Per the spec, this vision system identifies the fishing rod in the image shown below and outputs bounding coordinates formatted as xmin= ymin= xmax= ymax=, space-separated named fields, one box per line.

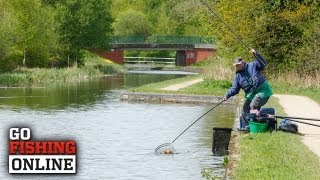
xmin=273 ymin=115 xmax=320 ymax=122
xmin=172 ymin=99 xmax=225 ymax=143
xmin=287 ymin=119 xmax=320 ymax=128
xmin=198 ymin=0 xmax=267 ymax=67
xmin=155 ymin=99 xmax=225 ymax=153
xmin=199 ymin=0 xmax=250 ymax=50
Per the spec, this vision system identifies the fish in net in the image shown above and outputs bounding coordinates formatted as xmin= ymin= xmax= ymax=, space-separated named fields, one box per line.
xmin=155 ymin=143 xmax=174 ymax=154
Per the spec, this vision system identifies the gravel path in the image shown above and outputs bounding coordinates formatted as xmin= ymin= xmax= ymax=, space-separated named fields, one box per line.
xmin=161 ymin=78 xmax=203 ymax=91
xmin=274 ymin=94 xmax=320 ymax=158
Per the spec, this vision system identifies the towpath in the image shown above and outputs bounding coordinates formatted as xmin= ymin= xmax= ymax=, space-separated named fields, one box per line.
xmin=160 ymin=79 xmax=320 ymax=159
xmin=161 ymin=78 xmax=203 ymax=91
xmin=274 ymin=94 xmax=320 ymax=159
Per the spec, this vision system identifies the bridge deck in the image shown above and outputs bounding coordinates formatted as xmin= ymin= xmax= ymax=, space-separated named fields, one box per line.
xmin=111 ymin=35 xmax=215 ymax=50
xmin=112 ymin=43 xmax=214 ymax=50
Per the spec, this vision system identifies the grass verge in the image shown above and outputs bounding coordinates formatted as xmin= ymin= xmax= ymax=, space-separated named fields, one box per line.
xmin=129 ymin=62 xmax=320 ymax=179
xmin=83 ymin=51 xmax=126 ymax=74
xmin=182 ymin=79 xmax=231 ymax=95
xmin=233 ymin=96 xmax=320 ymax=179
xmin=131 ymin=75 xmax=230 ymax=96
xmin=271 ymin=81 xmax=320 ymax=104
xmin=131 ymin=75 xmax=202 ymax=93
xmin=196 ymin=61 xmax=320 ymax=179
xmin=236 ymin=131 xmax=320 ymax=179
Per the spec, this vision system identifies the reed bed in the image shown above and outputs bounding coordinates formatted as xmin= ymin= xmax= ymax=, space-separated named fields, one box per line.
xmin=0 ymin=67 xmax=101 ymax=87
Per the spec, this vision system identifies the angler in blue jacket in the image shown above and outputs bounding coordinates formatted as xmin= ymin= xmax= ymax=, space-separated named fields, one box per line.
xmin=223 ymin=49 xmax=273 ymax=130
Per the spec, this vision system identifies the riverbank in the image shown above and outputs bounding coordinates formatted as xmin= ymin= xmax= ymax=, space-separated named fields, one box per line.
xmin=0 ymin=67 xmax=100 ymax=87
xmin=230 ymin=96 xmax=320 ymax=179
xmin=123 ymin=74 xmax=234 ymax=104
xmin=0 ymin=52 xmax=126 ymax=87
xmin=121 ymin=92 xmax=235 ymax=104
xmin=130 ymin=75 xmax=231 ymax=95
xmin=127 ymin=70 xmax=320 ymax=179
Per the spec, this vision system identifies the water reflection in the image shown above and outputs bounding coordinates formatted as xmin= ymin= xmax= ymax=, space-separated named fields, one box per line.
xmin=0 ymin=73 xmax=184 ymax=110
xmin=0 ymin=73 xmax=236 ymax=179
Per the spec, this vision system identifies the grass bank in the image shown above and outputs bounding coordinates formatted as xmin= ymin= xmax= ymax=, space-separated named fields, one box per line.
xmin=232 ymin=97 xmax=320 ymax=179
xmin=0 ymin=51 xmax=126 ymax=87
xmin=271 ymin=81 xmax=320 ymax=104
xmin=197 ymin=56 xmax=320 ymax=103
xmin=0 ymin=67 xmax=101 ymax=87
xmin=131 ymin=75 xmax=230 ymax=96
xmin=131 ymin=75 xmax=201 ymax=93
xmin=129 ymin=57 xmax=320 ymax=179
xmin=236 ymin=132 xmax=320 ymax=179
xmin=192 ymin=57 xmax=320 ymax=179
xmin=199 ymin=56 xmax=320 ymax=178
xmin=83 ymin=51 xmax=126 ymax=75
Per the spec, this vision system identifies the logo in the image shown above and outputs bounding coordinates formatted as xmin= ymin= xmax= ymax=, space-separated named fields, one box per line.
xmin=8 ymin=128 xmax=77 ymax=174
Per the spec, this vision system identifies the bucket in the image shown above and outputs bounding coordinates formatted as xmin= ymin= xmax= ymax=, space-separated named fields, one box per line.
xmin=249 ymin=121 xmax=267 ymax=133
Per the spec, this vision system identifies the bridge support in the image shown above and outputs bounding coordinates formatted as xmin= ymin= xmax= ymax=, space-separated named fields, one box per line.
xmin=91 ymin=49 xmax=124 ymax=64
xmin=176 ymin=49 xmax=215 ymax=66
xmin=91 ymin=47 xmax=215 ymax=66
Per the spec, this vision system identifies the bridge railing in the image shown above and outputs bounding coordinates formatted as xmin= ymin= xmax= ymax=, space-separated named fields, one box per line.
xmin=112 ymin=35 xmax=214 ymax=44
xmin=124 ymin=57 xmax=175 ymax=65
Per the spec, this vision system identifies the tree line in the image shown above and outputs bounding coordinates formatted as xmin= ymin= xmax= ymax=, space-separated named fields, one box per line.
xmin=0 ymin=0 xmax=319 ymax=75
xmin=180 ymin=0 xmax=320 ymax=75
xmin=0 ymin=0 xmax=113 ymax=72
xmin=113 ymin=0 xmax=320 ymax=75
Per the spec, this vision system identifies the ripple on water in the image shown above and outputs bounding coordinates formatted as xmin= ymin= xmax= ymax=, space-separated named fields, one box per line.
xmin=0 ymin=74 xmax=235 ymax=179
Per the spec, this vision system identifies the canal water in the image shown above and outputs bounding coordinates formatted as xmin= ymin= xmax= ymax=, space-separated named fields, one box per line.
xmin=0 ymin=71 xmax=236 ymax=179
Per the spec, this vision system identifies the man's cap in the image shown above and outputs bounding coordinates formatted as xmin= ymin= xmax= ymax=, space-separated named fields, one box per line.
xmin=233 ymin=57 xmax=244 ymax=66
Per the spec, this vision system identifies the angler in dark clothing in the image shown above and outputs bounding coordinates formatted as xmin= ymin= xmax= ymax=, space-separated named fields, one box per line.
xmin=223 ymin=49 xmax=273 ymax=130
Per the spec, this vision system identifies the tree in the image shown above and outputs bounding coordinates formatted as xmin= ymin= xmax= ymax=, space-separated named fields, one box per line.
xmin=113 ymin=9 xmax=152 ymax=36
xmin=56 ymin=0 xmax=113 ymax=49
xmin=55 ymin=0 xmax=114 ymax=65
xmin=194 ymin=0 xmax=320 ymax=74
xmin=0 ymin=0 xmax=59 ymax=69
xmin=0 ymin=0 xmax=17 ymax=71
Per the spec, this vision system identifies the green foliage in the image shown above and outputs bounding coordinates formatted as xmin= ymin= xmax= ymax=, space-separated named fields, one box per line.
xmin=113 ymin=9 xmax=152 ymax=36
xmin=223 ymin=156 xmax=229 ymax=167
xmin=112 ymin=0 xmax=180 ymax=35
xmin=203 ymin=0 xmax=320 ymax=74
xmin=0 ymin=73 xmax=28 ymax=86
xmin=54 ymin=0 xmax=114 ymax=65
xmin=1 ymin=0 xmax=319 ymax=75
xmin=0 ymin=0 xmax=114 ymax=72
xmin=201 ymin=168 xmax=223 ymax=180
xmin=0 ymin=49 xmax=125 ymax=86
xmin=55 ymin=0 xmax=113 ymax=49
xmin=82 ymin=50 xmax=126 ymax=74
xmin=200 ymin=80 xmax=232 ymax=89
xmin=0 ymin=67 xmax=102 ymax=87
xmin=0 ymin=0 xmax=59 ymax=70
xmin=254 ymin=15 xmax=303 ymax=72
